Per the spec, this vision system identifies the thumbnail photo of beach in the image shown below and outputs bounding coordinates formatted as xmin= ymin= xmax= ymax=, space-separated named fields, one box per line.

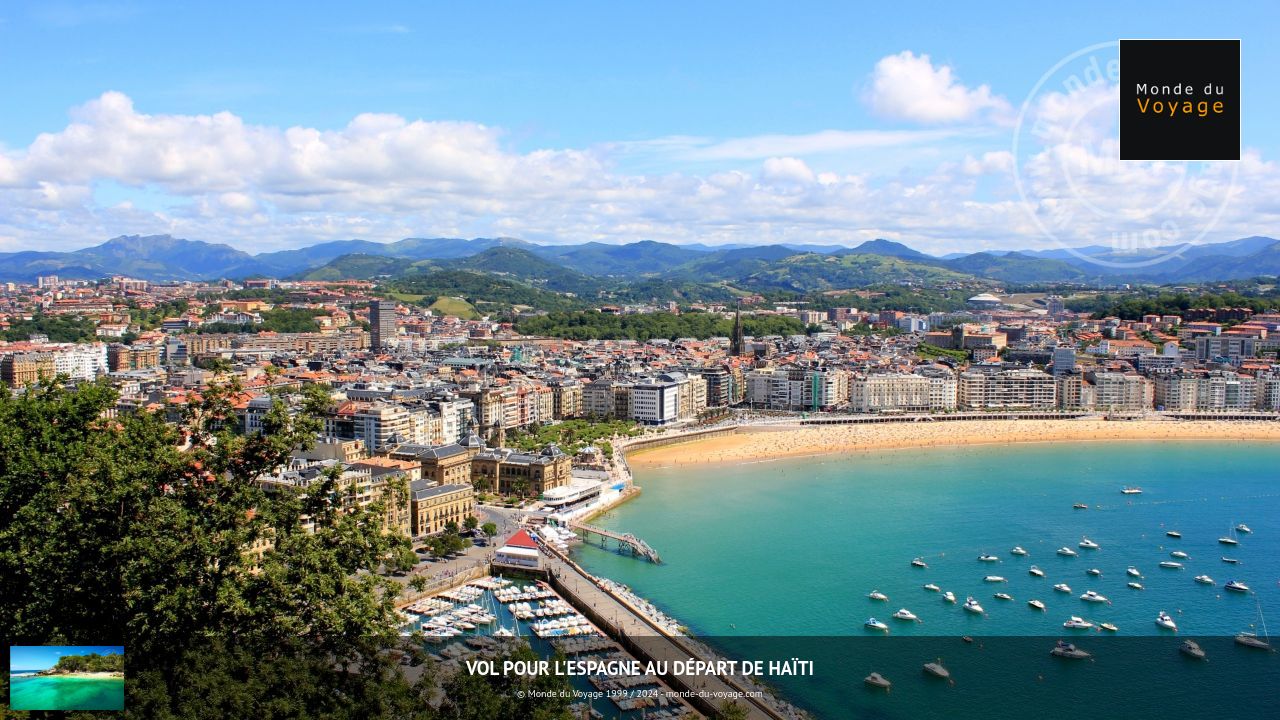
xmin=8 ymin=645 xmax=125 ymax=711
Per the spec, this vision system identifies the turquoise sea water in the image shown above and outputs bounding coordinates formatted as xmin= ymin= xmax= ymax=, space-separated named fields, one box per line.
xmin=574 ymin=441 xmax=1280 ymax=719
xmin=8 ymin=674 xmax=125 ymax=711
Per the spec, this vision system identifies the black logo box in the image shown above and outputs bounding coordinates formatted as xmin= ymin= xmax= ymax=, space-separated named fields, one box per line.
xmin=1120 ymin=39 xmax=1240 ymax=161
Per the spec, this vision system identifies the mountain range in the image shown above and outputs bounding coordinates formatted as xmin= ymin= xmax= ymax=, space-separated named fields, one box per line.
xmin=3 ymin=234 xmax=1279 ymax=290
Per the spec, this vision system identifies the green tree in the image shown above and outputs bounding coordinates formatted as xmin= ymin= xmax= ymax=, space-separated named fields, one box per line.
xmin=463 ymin=515 xmax=478 ymax=532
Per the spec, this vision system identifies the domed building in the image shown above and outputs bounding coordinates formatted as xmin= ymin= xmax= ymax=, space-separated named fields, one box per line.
xmin=967 ymin=293 xmax=1003 ymax=309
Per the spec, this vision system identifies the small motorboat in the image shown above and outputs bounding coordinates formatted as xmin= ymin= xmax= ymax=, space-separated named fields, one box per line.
xmin=864 ymin=617 xmax=890 ymax=632
xmin=1126 ymin=566 xmax=1142 ymax=577
xmin=1011 ymin=546 xmax=1028 ymax=556
xmin=1121 ymin=486 xmax=1143 ymax=494
xmin=978 ymin=554 xmax=1000 ymax=562
xmin=1050 ymin=640 xmax=1091 ymax=659
xmin=1170 ymin=550 xmax=1189 ymax=559
xmin=1219 ymin=536 xmax=1239 ymax=546
xmin=1159 ymin=561 xmax=1183 ymax=569
xmin=1099 ymin=622 xmax=1118 ymax=632
xmin=1235 ymin=523 xmax=1252 ymax=534
xmin=943 ymin=591 xmax=957 ymax=604
xmin=963 ymin=596 xmax=984 ymax=614
xmin=923 ymin=583 xmax=940 ymax=592
xmin=1224 ymin=580 xmax=1250 ymax=593
xmin=1057 ymin=547 xmax=1078 ymax=557
xmin=1221 ymin=557 xmax=1240 ymax=564
xmin=1073 ymin=503 xmax=1088 ymax=509
xmin=1194 ymin=575 xmax=1215 ymax=585
xmin=892 ymin=608 xmax=919 ymax=622
xmin=868 ymin=590 xmax=889 ymax=602
xmin=1166 ymin=530 xmax=1181 ymax=538
xmin=994 ymin=592 xmax=1013 ymax=601
xmin=1053 ymin=583 xmax=1072 ymax=593
xmin=911 ymin=557 xmax=928 ymax=568
xmin=961 ymin=635 xmax=973 ymax=644
xmin=923 ymin=661 xmax=950 ymax=679
xmin=1063 ymin=616 xmax=1093 ymax=629
xmin=1128 ymin=582 xmax=1144 ymax=590
xmin=1180 ymin=640 xmax=1206 ymax=660
xmin=1028 ymin=599 xmax=1046 ymax=611
xmin=1079 ymin=590 xmax=1109 ymax=603
xmin=983 ymin=575 xmax=1007 ymax=583
xmin=864 ymin=672 xmax=892 ymax=689
xmin=1155 ymin=611 xmax=1178 ymax=631
xmin=1029 ymin=565 xmax=1046 ymax=577
xmin=1078 ymin=537 xmax=1100 ymax=550
xmin=1086 ymin=568 xmax=1102 ymax=577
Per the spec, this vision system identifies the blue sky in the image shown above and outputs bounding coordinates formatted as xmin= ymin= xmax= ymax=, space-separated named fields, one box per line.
xmin=0 ymin=1 xmax=1277 ymax=254
xmin=10 ymin=645 xmax=124 ymax=671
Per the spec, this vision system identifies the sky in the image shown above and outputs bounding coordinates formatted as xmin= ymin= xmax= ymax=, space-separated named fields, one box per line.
xmin=9 ymin=645 xmax=124 ymax=671
xmin=1 ymin=1 xmax=1278 ymax=255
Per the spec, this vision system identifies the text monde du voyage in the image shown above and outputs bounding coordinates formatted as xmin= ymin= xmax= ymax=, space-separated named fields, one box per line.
xmin=1134 ymin=82 xmax=1228 ymax=118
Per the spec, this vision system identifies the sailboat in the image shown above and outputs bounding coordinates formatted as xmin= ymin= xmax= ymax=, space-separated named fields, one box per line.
xmin=1235 ymin=599 xmax=1273 ymax=650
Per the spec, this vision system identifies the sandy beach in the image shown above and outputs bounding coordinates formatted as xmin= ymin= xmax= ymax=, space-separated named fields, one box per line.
xmin=626 ymin=419 xmax=1280 ymax=468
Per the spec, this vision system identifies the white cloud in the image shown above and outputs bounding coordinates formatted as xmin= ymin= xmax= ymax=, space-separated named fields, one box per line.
xmin=0 ymin=90 xmax=1276 ymax=256
xmin=864 ymin=51 xmax=1012 ymax=125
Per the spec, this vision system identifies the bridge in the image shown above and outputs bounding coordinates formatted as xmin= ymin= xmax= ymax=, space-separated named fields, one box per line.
xmin=568 ymin=520 xmax=662 ymax=563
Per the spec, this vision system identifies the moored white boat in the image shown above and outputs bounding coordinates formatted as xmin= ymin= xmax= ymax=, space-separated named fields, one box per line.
xmin=983 ymin=575 xmax=1007 ymax=583
xmin=1159 ymin=561 xmax=1183 ymax=569
xmin=962 ymin=596 xmax=984 ymax=614
xmin=1155 ymin=611 xmax=1178 ymax=631
xmin=1126 ymin=566 xmax=1142 ymax=577
xmin=943 ymin=591 xmax=957 ymax=604
xmin=923 ymin=583 xmax=940 ymax=592
xmin=1078 ymin=537 xmax=1099 ymax=550
xmin=1028 ymin=599 xmax=1046 ymax=611
xmin=994 ymin=592 xmax=1013 ymax=600
xmin=1029 ymin=565 xmax=1046 ymax=577
xmin=1057 ymin=547 xmax=1078 ymax=557
xmin=978 ymin=554 xmax=1000 ymax=562
xmin=1011 ymin=546 xmax=1028 ymax=556
xmin=1063 ymin=616 xmax=1093 ymax=629
xmin=1079 ymin=590 xmax=1108 ymax=603
xmin=864 ymin=617 xmax=890 ymax=632
xmin=868 ymin=590 xmax=889 ymax=601
xmin=892 ymin=608 xmax=919 ymax=622
xmin=1194 ymin=575 xmax=1214 ymax=585
xmin=1053 ymin=583 xmax=1072 ymax=593
xmin=1128 ymin=582 xmax=1144 ymax=590
xmin=1224 ymin=580 xmax=1250 ymax=593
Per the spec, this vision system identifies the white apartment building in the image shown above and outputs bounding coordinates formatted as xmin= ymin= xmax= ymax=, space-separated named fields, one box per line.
xmin=1088 ymin=372 xmax=1152 ymax=413
xmin=958 ymin=368 xmax=1056 ymax=410
xmin=849 ymin=368 xmax=956 ymax=413
xmin=631 ymin=375 xmax=681 ymax=425
xmin=52 ymin=343 xmax=109 ymax=381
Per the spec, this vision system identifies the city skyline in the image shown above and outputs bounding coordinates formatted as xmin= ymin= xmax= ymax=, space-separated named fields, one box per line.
xmin=2 ymin=2 xmax=1279 ymax=256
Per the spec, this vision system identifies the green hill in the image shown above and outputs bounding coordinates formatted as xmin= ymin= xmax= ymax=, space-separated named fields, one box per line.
xmin=742 ymin=253 xmax=973 ymax=292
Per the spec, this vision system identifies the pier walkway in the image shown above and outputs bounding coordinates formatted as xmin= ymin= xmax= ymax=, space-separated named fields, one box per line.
xmin=568 ymin=520 xmax=662 ymax=563
xmin=544 ymin=553 xmax=784 ymax=720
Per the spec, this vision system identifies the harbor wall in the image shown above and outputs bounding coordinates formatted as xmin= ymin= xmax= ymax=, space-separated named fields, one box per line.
xmin=544 ymin=547 xmax=788 ymax=720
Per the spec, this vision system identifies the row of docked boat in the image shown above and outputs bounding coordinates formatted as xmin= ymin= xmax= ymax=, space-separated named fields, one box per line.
xmin=530 ymin=614 xmax=598 ymax=638
xmin=494 ymin=584 xmax=556 ymax=603
xmin=508 ymin=599 xmax=578 ymax=620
